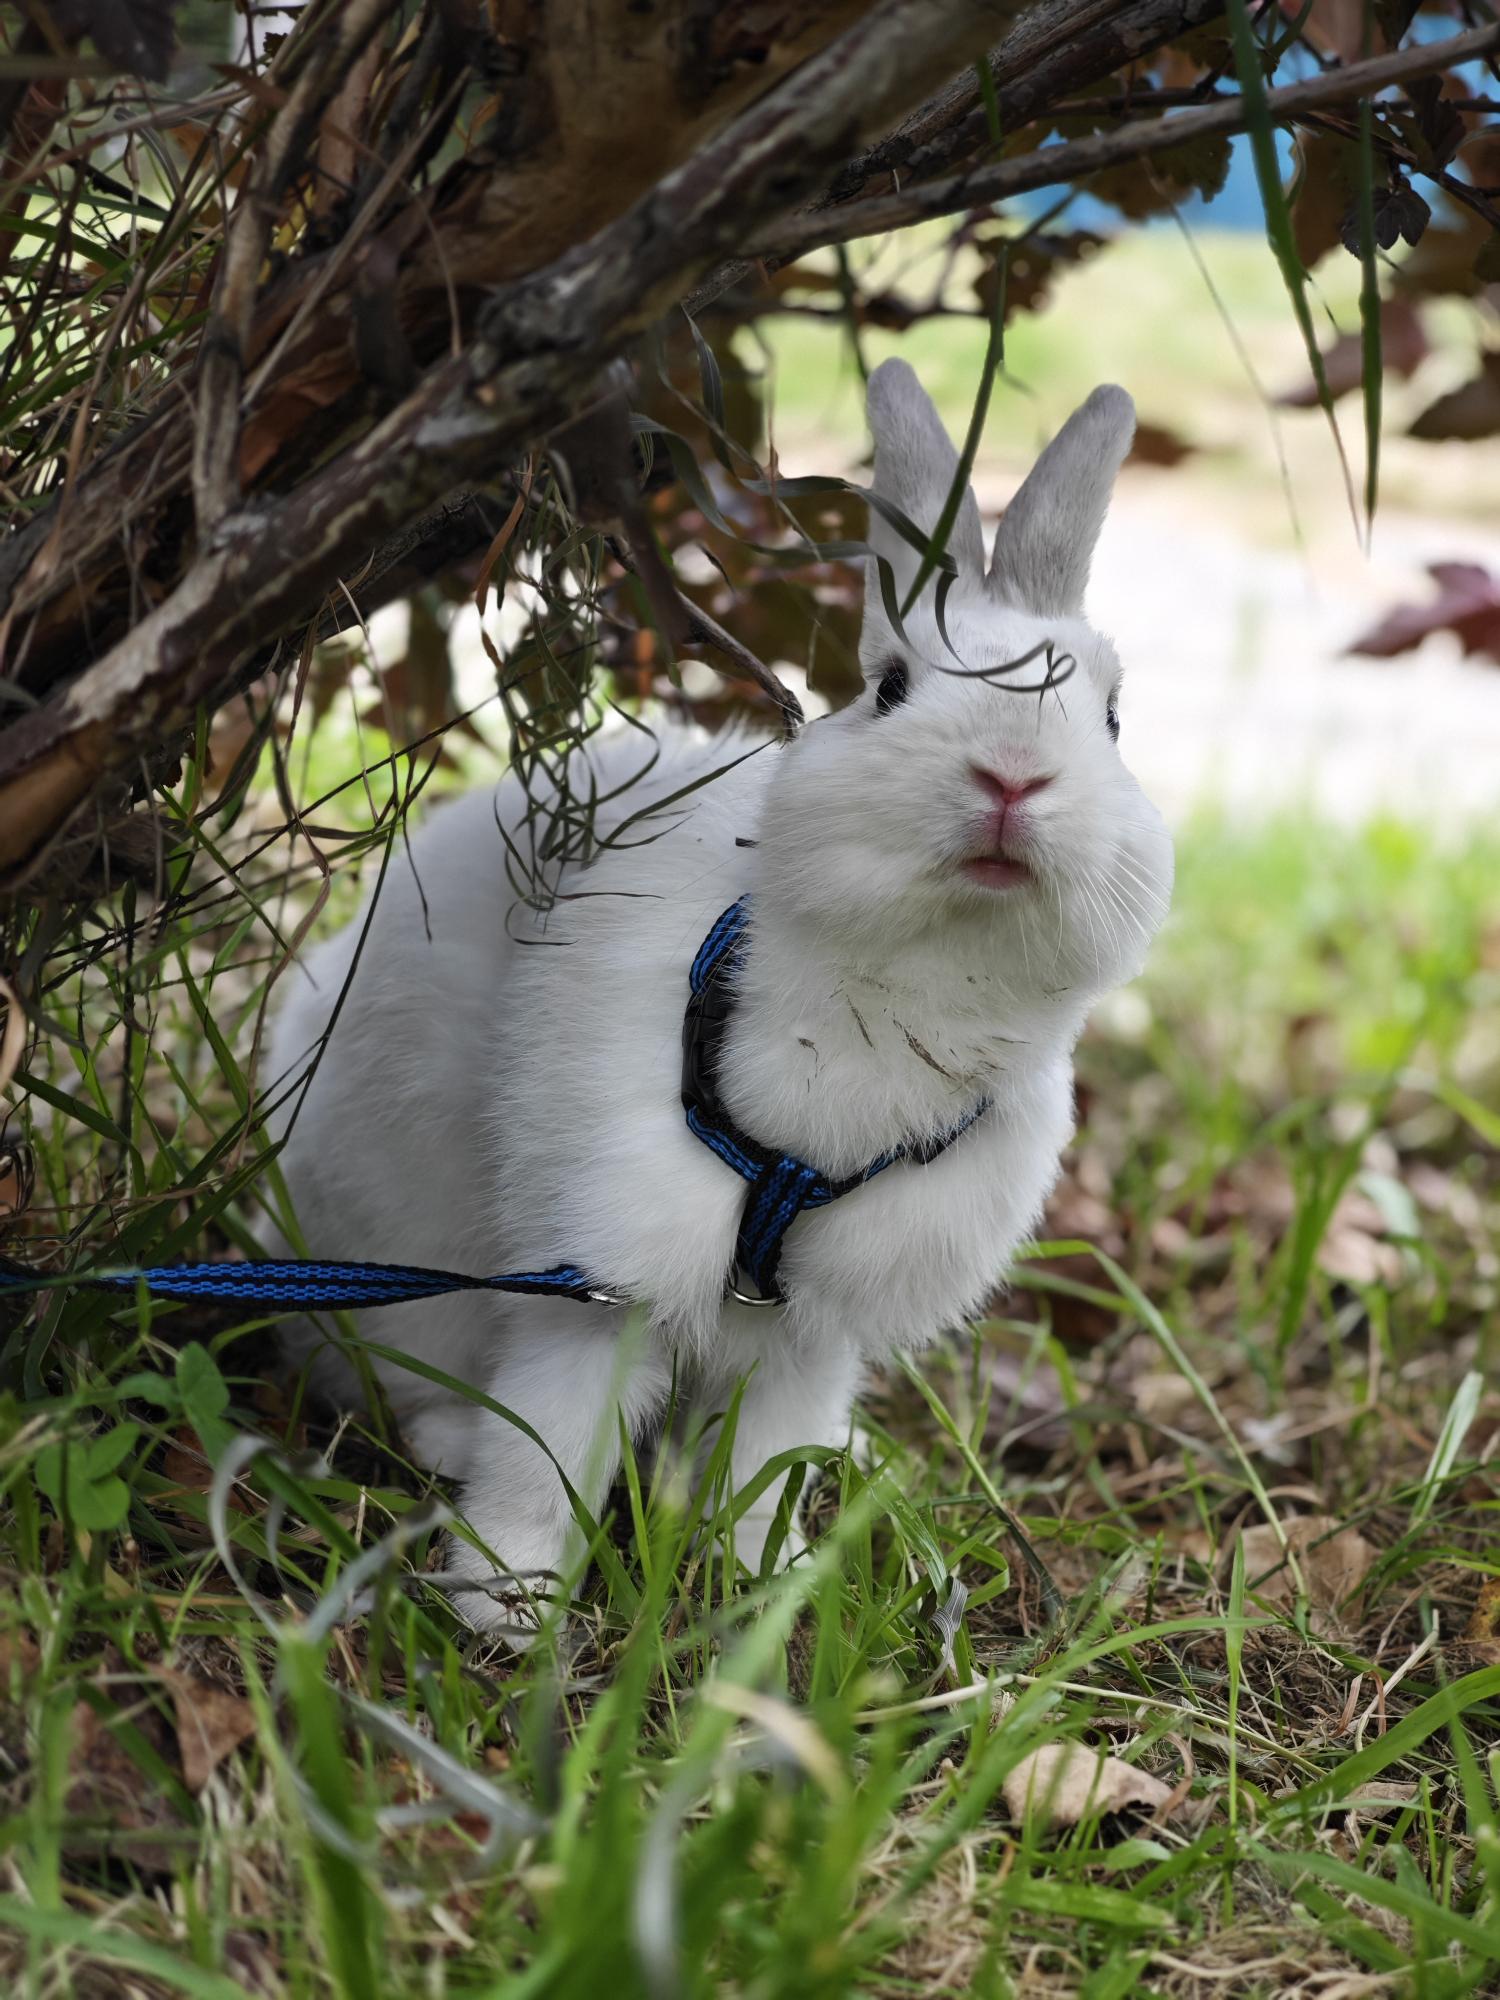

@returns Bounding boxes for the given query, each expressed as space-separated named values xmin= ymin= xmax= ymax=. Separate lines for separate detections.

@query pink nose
xmin=972 ymin=766 xmax=1055 ymax=808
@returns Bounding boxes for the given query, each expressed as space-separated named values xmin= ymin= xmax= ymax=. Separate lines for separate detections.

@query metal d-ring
xmin=725 ymin=1276 xmax=783 ymax=1309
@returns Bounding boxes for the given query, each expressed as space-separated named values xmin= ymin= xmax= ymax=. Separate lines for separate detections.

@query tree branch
xmin=750 ymin=22 xmax=1500 ymax=261
xmin=192 ymin=0 xmax=403 ymax=536
xmin=0 ymin=0 xmax=941 ymax=701
xmin=683 ymin=0 xmax=1226 ymax=316
xmin=0 ymin=0 xmax=1021 ymax=885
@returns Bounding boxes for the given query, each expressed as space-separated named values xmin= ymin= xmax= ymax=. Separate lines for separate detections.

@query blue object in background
xmin=1022 ymin=129 xmax=1298 ymax=235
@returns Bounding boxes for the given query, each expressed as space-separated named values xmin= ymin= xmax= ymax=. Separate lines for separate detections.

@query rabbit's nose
xmin=971 ymin=767 xmax=1055 ymax=808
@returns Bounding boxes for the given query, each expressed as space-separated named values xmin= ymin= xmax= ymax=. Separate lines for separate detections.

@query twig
xmin=684 ymin=0 xmax=1226 ymax=318
xmin=750 ymin=23 xmax=1500 ymax=262
xmin=192 ymin=0 xmax=402 ymax=536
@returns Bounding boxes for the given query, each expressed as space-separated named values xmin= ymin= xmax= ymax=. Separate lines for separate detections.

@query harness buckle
xmin=725 ymin=1271 xmax=783 ymax=1309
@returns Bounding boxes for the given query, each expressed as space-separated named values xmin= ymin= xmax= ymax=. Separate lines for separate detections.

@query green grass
xmin=757 ymin=225 xmax=1364 ymax=443
xmin=2 ymin=780 xmax=1498 ymax=1998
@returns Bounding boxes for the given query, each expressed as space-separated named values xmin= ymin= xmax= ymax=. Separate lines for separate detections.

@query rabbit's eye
xmin=874 ymin=657 xmax=909 ymax=716
xmin=1105 ymin=698 xmax=1121 ymax=741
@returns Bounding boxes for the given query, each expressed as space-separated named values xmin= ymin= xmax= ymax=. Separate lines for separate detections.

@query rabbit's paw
xmin=438 ymin=1528 xmax=559 ymax=1646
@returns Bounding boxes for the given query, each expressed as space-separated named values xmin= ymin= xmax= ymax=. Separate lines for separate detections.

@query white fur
xmin=262 ymin=363 xmax=1173 ymax=1628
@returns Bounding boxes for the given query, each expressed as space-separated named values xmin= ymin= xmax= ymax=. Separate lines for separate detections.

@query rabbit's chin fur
xmin=263 ymin=363 xmax=1173 ymax=1630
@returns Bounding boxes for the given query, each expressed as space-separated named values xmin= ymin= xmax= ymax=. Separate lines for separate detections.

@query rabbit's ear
xmin=862 ymin=360 xmax=984 ymax=656
xmin=988 ymin=385 xmax=1134 ymax=618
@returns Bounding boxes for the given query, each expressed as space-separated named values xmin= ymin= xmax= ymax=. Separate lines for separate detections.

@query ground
xmin=1 ymin=225 xmax=1498 ymax=1998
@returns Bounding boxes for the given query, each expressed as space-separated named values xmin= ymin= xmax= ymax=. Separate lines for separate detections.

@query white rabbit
xmin=263 ymin=361 xmax=1173 ymax=1628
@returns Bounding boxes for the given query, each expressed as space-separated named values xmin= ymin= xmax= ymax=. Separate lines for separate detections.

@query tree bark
xmin=0 ymin=0 xmax=1023 ymax=885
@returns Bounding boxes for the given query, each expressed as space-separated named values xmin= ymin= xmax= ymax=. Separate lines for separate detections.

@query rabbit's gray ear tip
xmin=1085 ymin=383 xmax=1136 ymax=432
xmin=866 ymin=356 xmax=921 ymax=408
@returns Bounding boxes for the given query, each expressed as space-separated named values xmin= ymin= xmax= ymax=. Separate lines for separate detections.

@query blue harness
xmin=1 ymin=901 xmax=988 ymax=1317
xmin=682 ymin=900 xmax=989 ymax=1302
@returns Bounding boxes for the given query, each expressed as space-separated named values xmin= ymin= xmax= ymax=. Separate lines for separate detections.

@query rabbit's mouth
xmin=961 ymin=855 xmax=1034 ymax=892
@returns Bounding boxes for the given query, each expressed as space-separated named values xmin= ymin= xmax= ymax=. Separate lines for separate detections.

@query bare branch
xmin=684 ymin=0 xmax=1225 ymax=316
xmin=751 ymin=23 xmax=1500 ymax=261
xmin=192 ymin=0 xmax=403 ymax=535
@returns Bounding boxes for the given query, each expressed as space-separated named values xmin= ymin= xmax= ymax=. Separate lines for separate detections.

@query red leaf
xmin=1347 ymin=563 xmax=1500 ymax=663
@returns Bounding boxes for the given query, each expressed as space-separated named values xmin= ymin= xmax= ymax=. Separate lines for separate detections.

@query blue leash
xmin=1 ymin=901 xmax=988 ymax=1319
xmin=22 ymin=1259 xmax=619 ymax=1311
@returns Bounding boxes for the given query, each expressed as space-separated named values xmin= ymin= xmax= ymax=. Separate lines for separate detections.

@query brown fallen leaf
xmin=1172 ymin=1526 xmax=1216 ymax=1566
xmin=1277 ymin=298 xmax=1429 ymax=407
xmin=1129 ymin=420 xmax=1194 ymax=467
xmin=157 ymin=1666 xmax=259 ymax=1794
xmin=1235 ymin=1515 xmax=1375 ymax=1633
xmin=1348 ymin=1780 xmax=1421 ymax=1817
xmin=1410 ymin=354 xmax=1500 ymax=442
xmin=1461 ymin=1575 xmax=1500 ymax=1662
xmin=1317 ymin=1223 xmax=1404 ymax=1289
xmin=0 ymin=1625 xmax=42 ymax=1680
xmin=1132 ymin=1368 xmax=1200 ymax=1427
xmin=64 ymin=1697 xmax=187 ymax=1871
xmin=1002 ymin=1743 xmax=1176 ymax=1832
xmin=1348 ymin=562 xmax=1500 ymax=666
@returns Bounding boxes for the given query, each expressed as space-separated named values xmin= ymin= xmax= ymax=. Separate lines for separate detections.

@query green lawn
xmin=3 ymin=794 xmax=1497 ymax=1998
xmin=754 ymin=225 xmax=1500 ymax=538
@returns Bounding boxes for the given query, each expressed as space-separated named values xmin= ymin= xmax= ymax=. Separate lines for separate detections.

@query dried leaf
xmin=1236 ymin=1515 xmax=1375 ymax=1630
xmin=1399 ymin=76 xmax=1467 ymax=175
xmin=166 ymin=120 xmax=251 ymax=191
xmin=1318 ymin=1186 xmax=1407 ymax=1287
xmin=0 ymin=1140 xmax=33 ymax=1220
xmin=157 ymin=1667 xmax=258 ymax=1793
xmin=1340 ymin=184 xmax=1430 ymax=257
xmin=157 ymin=1424 xmax=216 ymax=1499
xmin=1133 ymin=1369 xmax=1199 ymax=1426
xmin=1290 ymin=135 xmax=1361 ymax=272
xmin=1088 ymin=133 xmax=1232 ymax=219
xmin=1348 ymin=1780 xmax=1420 ymax=1816
xmin=1286 ymin=0 xmax=1388 ymax=61
xmin=981 ymin=1332 xmax=1069 ymax=1447
xmin=1348 ymin=562 xmax=1500 ymax=664
xmin=972 ymin=230 xmax=1106 ymax=325
xmin=1461 ymin=1575 xmax=1500 ymax=1661
xmin=0 ymin=1626 xmax=42 ymax=1680
xmin=1318 ymin=1223 xmax=1403 ymax=1288
xmin=1396 ymin=207 xmax=1494 ymax=299
xmin=1276 ymin=297 xmax=1429 ymax=408
xmin=1003 ymin=1743 xmax=1176 ymax=1832
xmin=1409 ymin=355 xmax=1500 ymax=443
xmin=1128 ymin=420 xmax=1194 ymax=467
xmin=64 ymin=1698 xmax=185 ymax=1870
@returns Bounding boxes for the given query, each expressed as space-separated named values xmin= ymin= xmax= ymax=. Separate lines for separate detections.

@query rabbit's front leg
xmin=699 ymin=1330 xmax=863 ymax=1576
xmin=444 ymin=1304 xmax=671 ymax=1632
